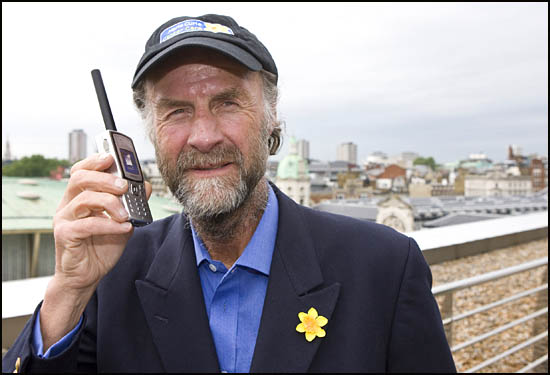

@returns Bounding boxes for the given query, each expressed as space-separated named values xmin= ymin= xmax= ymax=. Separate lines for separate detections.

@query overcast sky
xmin=2 ymin=2 xmax=548 ymax=165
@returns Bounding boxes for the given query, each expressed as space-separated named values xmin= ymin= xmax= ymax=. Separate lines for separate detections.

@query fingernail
xmin=115 ymin=178 xmax=127 ymax=189
xmin=122 ymin=222 xmax=132 ymax=230
xmin=99 ymin=153 xmax=110 ymax=160
xmin=119 ymin=208 xmax=129 ymax=219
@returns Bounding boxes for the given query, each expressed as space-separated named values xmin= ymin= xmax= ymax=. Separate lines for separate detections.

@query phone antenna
xmin=91 ymin=69 xmax=117 ymax=131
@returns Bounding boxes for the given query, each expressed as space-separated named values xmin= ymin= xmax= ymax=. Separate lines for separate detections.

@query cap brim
xmin=131 ymin=37 xmax=263 ymax=88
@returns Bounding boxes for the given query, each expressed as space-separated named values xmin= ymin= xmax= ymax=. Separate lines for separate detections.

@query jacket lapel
xmin=250 ymin=186 xmax=341 ymax=372
xmin=135 ymin=214 xmax=219 ymax=373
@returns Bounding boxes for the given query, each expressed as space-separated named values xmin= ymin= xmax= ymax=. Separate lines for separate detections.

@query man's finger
xmin=70 ymin=153 xmax=114 ymax=176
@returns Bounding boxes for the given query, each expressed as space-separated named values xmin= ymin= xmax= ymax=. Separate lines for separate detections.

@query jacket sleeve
xmin=2 ymin=295 xmax=98 ymax=373
xmin=386 ymin=237 xmax=457 ymax=373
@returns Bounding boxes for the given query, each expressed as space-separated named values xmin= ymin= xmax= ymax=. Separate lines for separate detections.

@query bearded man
xmin=3 ymin=14 xmax=456 ymax=373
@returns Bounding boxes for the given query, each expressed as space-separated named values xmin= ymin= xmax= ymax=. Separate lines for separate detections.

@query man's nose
xmin=187 ymin=110 xmax=224 ymax=153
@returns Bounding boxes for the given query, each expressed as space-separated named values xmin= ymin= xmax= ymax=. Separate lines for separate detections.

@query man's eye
xmin=222 ymin=101 xmax=238 ymax=107
xmin=169 ymin=108 xmax=189 ymax=116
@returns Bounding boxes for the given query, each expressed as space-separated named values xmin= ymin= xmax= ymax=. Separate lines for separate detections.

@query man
xmin=3 ymin=14 xmax=456 ymax=373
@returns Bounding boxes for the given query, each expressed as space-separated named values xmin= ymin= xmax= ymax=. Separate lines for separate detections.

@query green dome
xmin=277 ymin=154 xmax=308 ymax=179
xmin=276 ymin=137 xmax=308 ymax=179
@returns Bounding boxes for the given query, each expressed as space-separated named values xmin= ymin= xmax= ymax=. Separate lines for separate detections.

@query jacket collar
xmin=135 ymin=182 xmax=340 ymax=372
xmin=250 ymin=183 xmax=341 ymax=372
xmin=135 ymin=213 xmax=220 ymax=372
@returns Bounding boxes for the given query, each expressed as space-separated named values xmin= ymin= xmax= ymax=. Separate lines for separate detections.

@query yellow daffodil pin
xmin=13 ymin=357 xmax=20 ymax=373
xmin=296 ymin=307 xmax=328 ymax=342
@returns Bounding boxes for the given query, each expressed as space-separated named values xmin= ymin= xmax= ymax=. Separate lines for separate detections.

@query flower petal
xmin=296 ymin=323 xmax=305 ymax=333
xmin=298 ymin=312 xmax=307 ymax=322
xmin=307 ymin=307 xmax=318 ymax=319
xmin=316 ymin=328 xmax=326 ymax=337
xmin=305 ymin=332 xmax=316 ymax=342
xmin=316 ymin=316 xmax=328 ymax=327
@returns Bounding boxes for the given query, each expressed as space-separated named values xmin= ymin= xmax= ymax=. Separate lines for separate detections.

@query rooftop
xmin=314 ymin=191 xmax=548 ymax=225
xmin=2 ymin=177 xmax=181 ymax=232
xmin=422 ymin=213 xmax=503 ymax=228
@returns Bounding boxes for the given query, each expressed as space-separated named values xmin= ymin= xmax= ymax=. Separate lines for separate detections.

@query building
xmin=275 ymin=138 xmax=311 ymax=206
xmin=380 ymin=152 xmax=421 ymax=169
xmin=313 ymin=188 xmax=547 ymax=230
xmin=2 ymin=176 xmax=181 ymax=282
xmin=3 ymin=137 xmax=13 ymax=162
xmin=337 ymin=142 xmax=357 ymax=165
xmin=530 ymin=158 xmax=547 ymax=192
xmin=409 ymin=181 xmax=458 ymax=198
xmin=507 ymin=144 xmax=530 ymax=173
xmin=398 ymin=151 xmax=420 ymax=169
xmin=544 ymin=157 xmax=549 ymax=188
xmin=309 ymin=160 xmax=362 ymax=183
xmin=333 ymin=176 xmax=371 ymax=200
xmin=296 ymin=139 xmax=310 ymax=161
xmin=465 ymin=172 xmax=533 ymax=197
xmin=508 ymin=145 xmax=523 ymax=160
xmin=430 ymin=183 xmax=458 ymax=196
xmin=68 ymin=129 xmax=87 ymax=164
xmin=375 ymin=195 xmax=414 ymax=232
xmin=375 ymin=164 xmax=407 ymax=193
xmin=469 ymin=152 xmax=489 ymax=161
xmin=365 ymin=151 xmax=388 ymax=166
xmin=409 ymin=183 xmax=433 ymax=198
xmin=459 ymin=158 xmax=493 ymax=174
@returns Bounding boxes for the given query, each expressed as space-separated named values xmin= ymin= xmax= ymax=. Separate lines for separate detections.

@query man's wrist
xmin=39 ymin=276 xmax=94 ymax=352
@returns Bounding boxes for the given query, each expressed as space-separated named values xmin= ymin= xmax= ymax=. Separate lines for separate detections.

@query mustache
xmin=175 ymin=144 xmax=244 ymax=172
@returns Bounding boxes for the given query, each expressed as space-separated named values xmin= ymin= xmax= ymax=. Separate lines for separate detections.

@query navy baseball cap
xmin=131 ymin=14 xmax=278 ymax=88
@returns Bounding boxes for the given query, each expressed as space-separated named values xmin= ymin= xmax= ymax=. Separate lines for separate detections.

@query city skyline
xmin=2 ymin=130 xmax=547 ymax=166
xmin=2 ymin=3 xmax=548 ymax=165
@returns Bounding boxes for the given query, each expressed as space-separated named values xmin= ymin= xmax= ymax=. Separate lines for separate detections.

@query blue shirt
xmin=32 ymin=184 xmax=279 ymax=373
xmin=191 ymin=184 xmax=278 ymax=373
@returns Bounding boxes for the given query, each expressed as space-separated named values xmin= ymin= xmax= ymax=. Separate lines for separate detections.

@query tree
xmin=413 ymin=156 xmax=437 ymax=171
xmin=2 ymin=155 xmax=70 ymax=177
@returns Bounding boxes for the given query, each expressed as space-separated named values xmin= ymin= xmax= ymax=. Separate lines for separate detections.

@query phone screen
xmin=120 ymin=148 xmax=139 ymax=175
xmin=111 ymin=132 xmax=143 ymax=182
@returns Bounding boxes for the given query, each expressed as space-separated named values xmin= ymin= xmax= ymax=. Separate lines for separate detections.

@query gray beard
xmin=155 ymin=124 xmax=270 ymax=231
xmin=171 ymin=147 xmax=249 ymax=220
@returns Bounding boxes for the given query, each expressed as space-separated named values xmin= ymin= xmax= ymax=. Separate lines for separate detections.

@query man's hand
xmin=39 ymin=153 xmax=152 ymax=351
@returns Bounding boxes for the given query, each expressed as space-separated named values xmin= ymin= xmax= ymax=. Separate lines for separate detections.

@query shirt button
xmin=209 ymin=263 xmax=217 ymax=272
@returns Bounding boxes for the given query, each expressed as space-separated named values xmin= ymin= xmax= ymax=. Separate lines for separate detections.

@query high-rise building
xmin=3 ymin=137 xmax=12 ymax=161
xmin=69 ymin=129 xmax=87 ymax=164
xmin=337 ymin=142 xmax=357 ymax=165
xmin=296 ymin=139 xmax=310 ymax=160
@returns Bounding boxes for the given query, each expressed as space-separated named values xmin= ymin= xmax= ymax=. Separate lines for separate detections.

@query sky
xmin=2 ymin=2 xmax=548 ymax=165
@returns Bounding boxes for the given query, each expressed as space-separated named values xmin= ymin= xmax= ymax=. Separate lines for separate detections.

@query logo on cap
xmin=160 ymin=19 xmax=234 ymax=43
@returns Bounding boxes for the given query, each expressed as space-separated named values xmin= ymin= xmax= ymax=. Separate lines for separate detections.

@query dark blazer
xmin=3 ymin=185 xmax=456 ymax=373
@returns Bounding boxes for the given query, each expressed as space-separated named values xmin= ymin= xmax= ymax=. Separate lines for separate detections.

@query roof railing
xmin=433 ymin=257 xmax=548 ymax=373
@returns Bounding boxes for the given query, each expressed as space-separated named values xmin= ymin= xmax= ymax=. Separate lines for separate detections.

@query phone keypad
xmin=123 ymin=181 xmax=152 ymax=224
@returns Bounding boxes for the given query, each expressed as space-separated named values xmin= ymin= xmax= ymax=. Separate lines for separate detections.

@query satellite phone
xmin=91 ymin=69 xmax=153 ymax=227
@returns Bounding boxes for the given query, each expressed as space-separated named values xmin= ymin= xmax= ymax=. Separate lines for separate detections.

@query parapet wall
xmin=406 ymin=211 xmax=548 ymax=265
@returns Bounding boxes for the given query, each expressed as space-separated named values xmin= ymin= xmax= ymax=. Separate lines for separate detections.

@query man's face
xmin=147 ymin=49 xmax=271 ymax=220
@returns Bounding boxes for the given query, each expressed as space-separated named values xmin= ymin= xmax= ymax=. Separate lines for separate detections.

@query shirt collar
xmin=191 ymin=184 xmax=279 ymax=276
